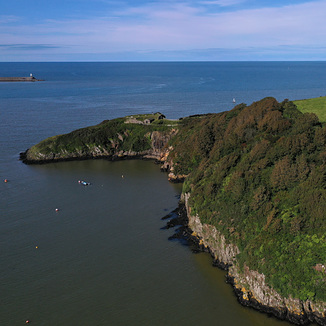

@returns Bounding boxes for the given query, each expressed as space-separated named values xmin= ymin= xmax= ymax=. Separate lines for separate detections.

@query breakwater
xmin=0 ymin=76 xmax=43 ymax=82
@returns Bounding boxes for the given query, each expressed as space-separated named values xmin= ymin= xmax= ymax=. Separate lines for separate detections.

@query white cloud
xmin=199 ymin=0 xmax=247 ymax=6
xmin=1 ymin=0 xmax=326 ymax=60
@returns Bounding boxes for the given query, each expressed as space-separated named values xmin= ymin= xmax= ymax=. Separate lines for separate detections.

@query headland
xmin=20 ymin=98 xmax=326 ymax=326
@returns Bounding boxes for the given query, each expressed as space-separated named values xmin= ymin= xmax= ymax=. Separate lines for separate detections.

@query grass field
xmin=294 ymin=96 xmax=326 ymax=123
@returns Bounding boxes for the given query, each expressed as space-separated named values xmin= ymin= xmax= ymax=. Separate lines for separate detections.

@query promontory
xmin=21 ymin=98 xmax=326 ymax=325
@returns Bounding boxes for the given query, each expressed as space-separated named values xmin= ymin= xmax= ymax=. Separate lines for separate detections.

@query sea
xmin=1 ymin=62 xmax=325 ymax=326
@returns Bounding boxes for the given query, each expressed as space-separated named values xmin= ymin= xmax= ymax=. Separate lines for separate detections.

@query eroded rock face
xmin=151 ymin=130 xmax=176 ymax=153
xmin=160 ymin=143 xmax=188 ymax=182
xmin=231 ymin=263 xmax=326 ymax=325
xmin=184 ymin=193 xmax=239 ymax=267
xmin=183 ymin=193 xmax=326 ymax=326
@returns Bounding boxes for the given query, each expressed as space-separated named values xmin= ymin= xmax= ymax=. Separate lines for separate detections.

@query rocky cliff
xmin=183 ymin=193 xmax=326 ymax=326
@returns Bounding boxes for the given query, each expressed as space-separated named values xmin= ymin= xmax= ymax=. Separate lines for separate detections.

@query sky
xmin=1 ymin=0 xmax=326 ymax=61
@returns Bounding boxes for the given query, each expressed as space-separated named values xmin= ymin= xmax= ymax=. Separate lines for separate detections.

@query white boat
xmin=78 ymin=180 xmax=91 ymax=186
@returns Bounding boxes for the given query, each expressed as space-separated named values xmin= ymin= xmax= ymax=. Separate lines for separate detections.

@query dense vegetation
xmin=27 ymin=113 xmax=178 ymax=158
xmin=170 ymin=97 xmax=326 ymax=302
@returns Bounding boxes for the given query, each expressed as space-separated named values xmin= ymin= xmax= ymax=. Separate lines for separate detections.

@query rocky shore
xmin=167 ymin=194 xmax=326 ymax=326
xmin=20 ymin=148 xmax=164 ymax=164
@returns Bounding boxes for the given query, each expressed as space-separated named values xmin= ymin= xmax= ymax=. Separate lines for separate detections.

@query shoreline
xmin=165 ymin=201 xmax=326 ymax=326
xmin=19 ymin=149 xmax=165 ymax=165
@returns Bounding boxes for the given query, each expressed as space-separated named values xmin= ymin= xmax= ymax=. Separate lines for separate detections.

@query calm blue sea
xmin=0 ymin=62 xmax=324 ymax=326
xmin=1 ymin=62 xmax=326 ymax=160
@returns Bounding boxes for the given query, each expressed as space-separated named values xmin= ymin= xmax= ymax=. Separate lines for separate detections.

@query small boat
xmin=78 ymin=180 xmax=91 ymax=186
xmin=232 ymin=98 xmax=236 ymax=103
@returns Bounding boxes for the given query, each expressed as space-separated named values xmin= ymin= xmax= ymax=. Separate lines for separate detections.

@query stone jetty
xmin=0 ymin=75 xmax=43 ymax=82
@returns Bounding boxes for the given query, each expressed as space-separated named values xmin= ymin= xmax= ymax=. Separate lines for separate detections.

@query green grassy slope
xmin=294 ymin=96 xmax=326 ymax=123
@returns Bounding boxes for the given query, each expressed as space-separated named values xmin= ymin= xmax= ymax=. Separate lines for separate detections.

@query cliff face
xmin=183 ymin=193 xmax=326 ymax=326
xmin=184 ymin=193 xmax=239 ymax=267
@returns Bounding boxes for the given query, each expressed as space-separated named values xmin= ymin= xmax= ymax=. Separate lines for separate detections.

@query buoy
xmin=55 ymin=208 xmax=59 ymax=212
xmin=122 ymin=175 xmax=124 ymax=178
xmin=4 ymin=179 xmax=8 ymax=183
xmin=35 ymin=246 xmax=38 ymax=249
xmin=26 ymin=321 xmax=30 ymax=324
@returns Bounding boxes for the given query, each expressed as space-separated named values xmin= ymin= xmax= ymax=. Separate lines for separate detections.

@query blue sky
xmin=1 ymin=0 xmax=325 ymax=61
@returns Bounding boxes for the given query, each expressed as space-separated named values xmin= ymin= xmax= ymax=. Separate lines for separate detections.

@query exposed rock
xmin=159 ymin=142 xmax=188 ymax=182
xmin=182 ymin=193 xmax=326 ymax=326
xmin=184 ymin=193 xmax=239 ymax=267
xmin=167 ymin=172 xmax=187 ymax=183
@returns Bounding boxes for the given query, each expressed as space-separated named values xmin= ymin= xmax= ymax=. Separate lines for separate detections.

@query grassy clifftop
xmin=294 ymin=96 xmax=326 ymax=123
